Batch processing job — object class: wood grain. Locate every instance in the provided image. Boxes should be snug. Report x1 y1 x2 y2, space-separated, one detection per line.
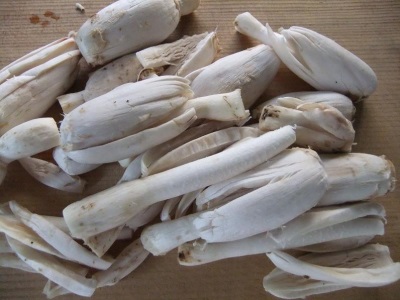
0 1 399 299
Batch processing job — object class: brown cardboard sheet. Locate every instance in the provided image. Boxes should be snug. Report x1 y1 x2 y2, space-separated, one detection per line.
0 0 399 299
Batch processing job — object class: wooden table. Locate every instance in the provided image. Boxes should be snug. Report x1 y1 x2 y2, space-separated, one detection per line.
0 1 399 299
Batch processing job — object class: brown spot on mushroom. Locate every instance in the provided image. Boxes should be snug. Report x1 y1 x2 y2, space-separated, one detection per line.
95 54 105 65
261 110 268 120
90 14 99 24
178 246 194 262
178 251 186 260
261 106 280 119
81 202 96 211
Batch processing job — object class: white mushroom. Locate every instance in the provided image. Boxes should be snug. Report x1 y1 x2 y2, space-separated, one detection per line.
63 126 296 239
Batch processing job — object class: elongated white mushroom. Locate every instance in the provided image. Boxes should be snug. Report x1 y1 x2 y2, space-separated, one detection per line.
265 244 400 298
263 267 351 299
277 216 384 249
145 126 260 176
10 201 113 270
75 0 200 65
60 76 193 151
63 126 296 239
0 118 60 164
0 50 80 135
2 203 131 245
0 215 64 258
187 44 280 108
7 237 97 297
253 91 355 121
0 37 77 85
142 149 327 255
93 239 149 287
259 99 355 152
0 118 60 184
196 148 320 208
234 12 377 100
269 202 385 242
65 108 197 164
178 202 385 265
19 157 86 193
41 257 90 299
319 153 396 206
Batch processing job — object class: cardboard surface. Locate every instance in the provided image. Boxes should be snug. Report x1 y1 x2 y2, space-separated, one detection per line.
0 0 399 299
